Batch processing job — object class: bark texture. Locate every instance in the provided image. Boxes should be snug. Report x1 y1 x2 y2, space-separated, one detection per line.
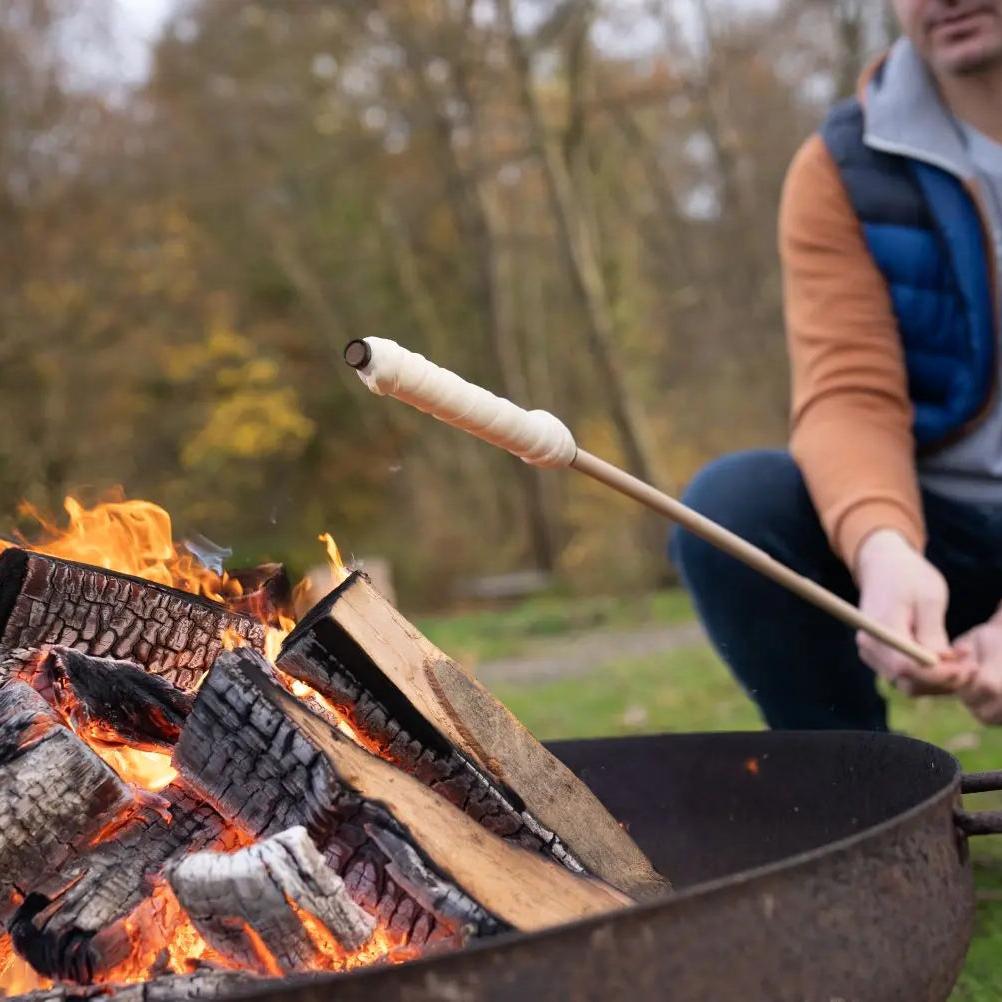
0 682 135 926
174 650 498 952
168 826 374 975
4 646 193 751
278 573 668 899
0 550 264 688
10 782 238 985
277 590 577 865
10 969 272 1000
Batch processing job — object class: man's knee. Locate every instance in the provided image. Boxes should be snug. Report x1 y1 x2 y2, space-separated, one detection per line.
670 450 808 574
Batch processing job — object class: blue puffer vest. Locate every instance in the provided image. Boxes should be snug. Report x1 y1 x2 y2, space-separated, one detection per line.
821 98 996 448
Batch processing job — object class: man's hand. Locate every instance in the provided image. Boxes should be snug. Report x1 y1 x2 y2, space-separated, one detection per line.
854 529 971 694
956 616 1002 724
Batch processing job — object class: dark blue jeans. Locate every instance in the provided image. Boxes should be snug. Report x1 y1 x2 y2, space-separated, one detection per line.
670 450 1002 730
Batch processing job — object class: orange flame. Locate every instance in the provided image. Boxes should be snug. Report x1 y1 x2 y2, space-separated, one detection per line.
319 532 349 583
0 495 243 603
288 899 417 973
94 746 178 793
0 943 52 996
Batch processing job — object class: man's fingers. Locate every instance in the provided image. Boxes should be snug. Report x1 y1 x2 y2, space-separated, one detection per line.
914 593 950 655
856 629 901 679
857 632 971 695
964 694 1002 726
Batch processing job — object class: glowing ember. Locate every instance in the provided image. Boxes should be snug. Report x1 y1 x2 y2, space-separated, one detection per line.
288 899 418 972
278 673 378 752
94 745 178 793
0 947 52 997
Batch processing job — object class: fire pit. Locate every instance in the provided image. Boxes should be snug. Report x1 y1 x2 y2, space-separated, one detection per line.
0 498 998 1002
244 729 997 1002
0 499 663 1000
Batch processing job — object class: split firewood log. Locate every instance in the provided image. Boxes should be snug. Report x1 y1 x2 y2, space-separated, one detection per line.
0 681 135 926
277 572 667 899
0 549 264 688
168 826 375 975
3 646 193 751
175 649 630 955
9 782 240 985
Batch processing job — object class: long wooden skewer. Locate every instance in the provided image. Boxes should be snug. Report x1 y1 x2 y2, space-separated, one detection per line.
345 338 937 668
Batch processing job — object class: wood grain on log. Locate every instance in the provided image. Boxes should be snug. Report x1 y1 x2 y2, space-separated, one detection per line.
278 573 668 899
169 826 374 975
10 782 239 985
0 682 135 927
0 550 264 689
5 646 193 752
177 650 629 943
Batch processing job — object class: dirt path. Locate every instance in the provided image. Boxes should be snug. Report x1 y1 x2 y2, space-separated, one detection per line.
475 620 705 686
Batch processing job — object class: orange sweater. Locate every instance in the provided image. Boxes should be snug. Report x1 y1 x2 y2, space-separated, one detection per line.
781 134 926 568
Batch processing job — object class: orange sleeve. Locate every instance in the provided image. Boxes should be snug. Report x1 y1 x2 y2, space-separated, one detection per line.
781 133 925 568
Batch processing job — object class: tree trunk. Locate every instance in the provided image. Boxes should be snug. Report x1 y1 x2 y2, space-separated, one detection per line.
498 0 658 486
386 6 560 571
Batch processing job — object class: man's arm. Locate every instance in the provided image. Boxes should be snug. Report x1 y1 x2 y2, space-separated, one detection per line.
782 133 925 566
782 134 972 691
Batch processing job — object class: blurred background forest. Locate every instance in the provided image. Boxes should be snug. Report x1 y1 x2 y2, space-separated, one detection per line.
0 0 896 608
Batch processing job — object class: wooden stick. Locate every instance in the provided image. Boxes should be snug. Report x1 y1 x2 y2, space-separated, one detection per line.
571 450 937 666
346 337 937 668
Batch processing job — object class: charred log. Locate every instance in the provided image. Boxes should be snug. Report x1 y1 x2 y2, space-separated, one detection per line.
0 549 264 688
9 782 239 985
173 650 497 951
168 826 374 975
175 650 629 946
9 969 270 1001
5 646 193 751
0 682 135 926
277 572 667 899
224 563 293 629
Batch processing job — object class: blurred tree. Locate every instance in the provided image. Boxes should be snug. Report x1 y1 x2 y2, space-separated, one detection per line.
0 0 886 605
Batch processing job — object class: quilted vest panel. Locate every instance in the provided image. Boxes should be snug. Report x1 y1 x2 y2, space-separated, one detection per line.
820 98 995 446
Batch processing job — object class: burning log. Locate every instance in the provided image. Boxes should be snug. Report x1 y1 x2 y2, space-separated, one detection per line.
277 572 667 899
5 646 193 752
168 826 375 975
0 549 264 688
10 782 239 985
0 682 135 926
175 649 629 951
174 650 497 950
10 969 268 1000
223 563 293 628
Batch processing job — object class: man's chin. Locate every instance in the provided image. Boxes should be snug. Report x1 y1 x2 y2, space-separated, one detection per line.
933 35 1002 75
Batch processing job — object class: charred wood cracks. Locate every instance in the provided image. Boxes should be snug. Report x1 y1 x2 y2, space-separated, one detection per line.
277 577 583 869
173 651 503 951
0 549 265 688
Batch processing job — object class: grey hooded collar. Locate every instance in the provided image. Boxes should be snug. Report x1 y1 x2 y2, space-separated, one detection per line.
864 37 975 181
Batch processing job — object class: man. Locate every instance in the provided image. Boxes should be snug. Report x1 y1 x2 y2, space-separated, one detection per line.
673 0 1002 730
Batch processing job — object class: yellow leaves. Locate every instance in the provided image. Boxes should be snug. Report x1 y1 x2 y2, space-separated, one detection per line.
162 322 255 381
181 386 314 468
164 317 314 472
22 278 87 321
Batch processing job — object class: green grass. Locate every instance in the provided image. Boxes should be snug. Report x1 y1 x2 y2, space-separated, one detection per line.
415 589 693 665
419 589 1002 1001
